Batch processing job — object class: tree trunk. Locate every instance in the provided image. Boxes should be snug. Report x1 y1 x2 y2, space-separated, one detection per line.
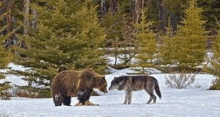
32 9 37 28
141 0 145 9
170 13 178 32
24 0 29 35
134 0 140 23
5 0 14 49
101 0 106 15
108 0 117 15
158 0 166 34
134 0 145 23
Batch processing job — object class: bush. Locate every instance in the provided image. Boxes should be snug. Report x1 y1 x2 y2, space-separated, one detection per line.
16 87 51 98
109 64 130 70
165 74 196 89
209 77 220 90
0 91 11 100
156 66 203 73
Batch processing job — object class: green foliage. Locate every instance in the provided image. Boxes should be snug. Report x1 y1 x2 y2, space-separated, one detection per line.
12 0 107 97
173 0 207 69
102 1 135 67
205 21 220 90
162 0 187 14
0 6 13 97
160 21 176 65
134 8 156 71
145 0 160 23
198 0 220 30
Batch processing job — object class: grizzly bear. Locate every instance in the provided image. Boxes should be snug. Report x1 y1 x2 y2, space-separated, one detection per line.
51 68 108 106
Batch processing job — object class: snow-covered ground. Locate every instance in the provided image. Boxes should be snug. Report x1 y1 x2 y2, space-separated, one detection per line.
1 68 220 117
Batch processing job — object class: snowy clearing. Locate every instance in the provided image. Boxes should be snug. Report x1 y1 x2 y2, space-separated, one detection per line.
1 68 220 117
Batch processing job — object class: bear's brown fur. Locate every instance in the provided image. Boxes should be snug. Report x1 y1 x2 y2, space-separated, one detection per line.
51 68 107 106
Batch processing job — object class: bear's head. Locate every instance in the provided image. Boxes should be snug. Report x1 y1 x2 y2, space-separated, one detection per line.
96 77 108 93
81 68 108 93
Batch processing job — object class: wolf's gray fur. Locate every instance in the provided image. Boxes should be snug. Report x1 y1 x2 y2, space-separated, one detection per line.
109 75 161 104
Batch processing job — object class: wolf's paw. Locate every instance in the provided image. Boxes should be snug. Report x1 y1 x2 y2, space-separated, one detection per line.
122 103 131 105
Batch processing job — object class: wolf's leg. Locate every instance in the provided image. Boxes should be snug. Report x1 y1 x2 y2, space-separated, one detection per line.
145 89 156 104
123 91 128 104
127 91 132 104
151 92 156 103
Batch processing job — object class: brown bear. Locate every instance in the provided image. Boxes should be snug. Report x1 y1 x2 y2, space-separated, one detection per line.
51 68 108 106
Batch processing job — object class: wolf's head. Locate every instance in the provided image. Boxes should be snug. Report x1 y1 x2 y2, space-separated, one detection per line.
109 76 125 91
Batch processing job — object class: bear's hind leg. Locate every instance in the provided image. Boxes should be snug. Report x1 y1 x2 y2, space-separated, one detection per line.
63 95 71 106
53 94 63 106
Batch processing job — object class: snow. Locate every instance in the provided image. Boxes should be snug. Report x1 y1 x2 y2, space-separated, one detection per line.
0 63 29 86
1 68 220 117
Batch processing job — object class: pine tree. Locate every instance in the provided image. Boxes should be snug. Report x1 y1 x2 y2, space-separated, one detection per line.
198 0 220 30
102 4 123 67
0 8 13 98
134 8 156 72
160 19 176 66
11 0 106 97
174 0 207 70
102 1 135 68
205 21 220 90
0 44 12 98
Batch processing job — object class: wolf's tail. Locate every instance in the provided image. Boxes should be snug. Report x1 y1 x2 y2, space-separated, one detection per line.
154 79 161 99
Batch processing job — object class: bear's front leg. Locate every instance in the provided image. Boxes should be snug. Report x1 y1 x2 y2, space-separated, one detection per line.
63 95 71 106
75 88 95 106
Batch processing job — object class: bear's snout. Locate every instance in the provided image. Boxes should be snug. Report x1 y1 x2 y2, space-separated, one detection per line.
103 90 108 93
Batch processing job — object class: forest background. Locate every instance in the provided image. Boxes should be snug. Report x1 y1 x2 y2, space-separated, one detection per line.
0 0 220 98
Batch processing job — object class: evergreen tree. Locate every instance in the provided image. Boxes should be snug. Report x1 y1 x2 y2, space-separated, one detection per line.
159 19 176 66
205 21 220 90
173 0 207 70
11 0 106 97
0 8 13 97
162 0 188 31
102 1 135 68
198 0 220 30
134 8 156 72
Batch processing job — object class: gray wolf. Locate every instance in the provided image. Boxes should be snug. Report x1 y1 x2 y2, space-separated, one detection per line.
109 75 161 104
